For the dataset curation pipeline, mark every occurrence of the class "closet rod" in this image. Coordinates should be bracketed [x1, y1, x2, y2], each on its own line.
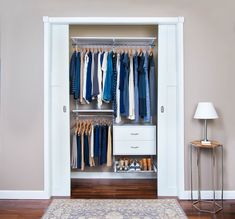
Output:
[71, 36, 156, 47]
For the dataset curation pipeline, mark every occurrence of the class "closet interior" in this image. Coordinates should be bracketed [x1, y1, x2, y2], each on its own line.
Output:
[69, 25, 158, 181]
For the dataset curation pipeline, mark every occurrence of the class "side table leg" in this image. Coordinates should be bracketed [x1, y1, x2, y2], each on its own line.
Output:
[222, 146, 224, 208]
[197, 148, 201, 201]
[212, 147, 216, 212]
[190, 144, 193, 201]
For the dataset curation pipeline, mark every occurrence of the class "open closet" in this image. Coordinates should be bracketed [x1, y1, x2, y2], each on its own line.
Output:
[69, 26, 157, 181]
[45, 17, 184, 198]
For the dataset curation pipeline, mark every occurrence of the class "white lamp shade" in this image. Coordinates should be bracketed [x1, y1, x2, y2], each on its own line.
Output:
[194, 102, 219, 119]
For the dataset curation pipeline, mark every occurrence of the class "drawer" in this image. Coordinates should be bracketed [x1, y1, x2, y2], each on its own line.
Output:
[113, 125, 156, 141]
[113, 140, 156, 155]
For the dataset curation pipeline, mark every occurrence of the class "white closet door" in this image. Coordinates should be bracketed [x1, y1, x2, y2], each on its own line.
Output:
[50, 24, 70, 196]
[158, 25, 178, 196]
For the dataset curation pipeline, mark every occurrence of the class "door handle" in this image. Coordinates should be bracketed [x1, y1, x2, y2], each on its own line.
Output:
[130, 133, 139, 136]
[63, 106, 67, 113]
[161, 106, 164, 113]
[131, 146, 139, 149]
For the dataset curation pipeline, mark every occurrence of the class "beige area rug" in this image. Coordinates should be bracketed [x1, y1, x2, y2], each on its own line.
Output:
[42, 199, 187, 219]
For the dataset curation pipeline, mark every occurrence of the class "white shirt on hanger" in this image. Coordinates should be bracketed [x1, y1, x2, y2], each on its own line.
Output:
[115, 53, 121, 123]
[83, 52, 89, 104]
[101, 51, 108, 101]
[97, 52, 103, 108]
[128, 53, 135, 120]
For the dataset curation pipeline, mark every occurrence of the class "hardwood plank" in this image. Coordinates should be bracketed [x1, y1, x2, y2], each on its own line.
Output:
[71, 179, 157, 199]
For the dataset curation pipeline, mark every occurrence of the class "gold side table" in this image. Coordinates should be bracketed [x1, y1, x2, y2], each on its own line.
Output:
[190, 140, 223, 213]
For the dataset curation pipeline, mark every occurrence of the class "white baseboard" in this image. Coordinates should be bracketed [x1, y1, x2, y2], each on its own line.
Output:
[0, 189, 235, 200]
[179, 190, 235, 200]
[0, 190, 50, 199]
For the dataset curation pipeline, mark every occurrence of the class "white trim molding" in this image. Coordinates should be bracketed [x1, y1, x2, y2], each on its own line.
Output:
[45, 17, 184, 25]
[180, 190, 235, 200]
[0, 190, 50, 199]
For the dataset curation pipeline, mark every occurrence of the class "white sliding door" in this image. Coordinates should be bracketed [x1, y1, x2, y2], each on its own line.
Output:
[158, 25, 178, 196]
[50, 24, 70, 196]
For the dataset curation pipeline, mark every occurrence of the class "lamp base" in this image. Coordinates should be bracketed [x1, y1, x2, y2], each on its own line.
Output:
[201, 140, 211, 145]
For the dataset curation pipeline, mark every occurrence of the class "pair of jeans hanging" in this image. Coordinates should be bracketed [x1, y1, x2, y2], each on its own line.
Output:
[84, 132, 90, 167]
[100, 125, 108, 165]
[76, 134, 82, 169]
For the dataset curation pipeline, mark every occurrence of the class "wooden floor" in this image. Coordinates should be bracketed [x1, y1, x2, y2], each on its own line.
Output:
[0, 179, 235, 219]
[71, 179, 157, 198]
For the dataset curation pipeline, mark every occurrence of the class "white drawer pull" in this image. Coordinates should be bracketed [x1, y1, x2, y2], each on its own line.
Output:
[130, 133, 139, 135]
[130, 146, 139, 149]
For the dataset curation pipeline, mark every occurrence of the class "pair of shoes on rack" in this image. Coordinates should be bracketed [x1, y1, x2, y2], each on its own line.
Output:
[140, 158, 153, 171]
[129, 160, 141, 172]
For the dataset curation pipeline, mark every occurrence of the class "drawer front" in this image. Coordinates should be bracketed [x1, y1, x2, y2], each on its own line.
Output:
[113, 126, 156, 141]
[113, 140, 156, 155]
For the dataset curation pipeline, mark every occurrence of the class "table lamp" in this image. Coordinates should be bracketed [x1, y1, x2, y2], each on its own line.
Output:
[194, 102, 218, 145]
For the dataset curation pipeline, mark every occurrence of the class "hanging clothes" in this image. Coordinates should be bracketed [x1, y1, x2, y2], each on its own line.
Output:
[80, 51, 85, 104]
[69, 51, 76, 95]
[103, 51, 114, 102]
[133, 53, 139, 122]
[144, 52, 151, 122]
[101, 52, 108, 101]
[100, 125, 108, 165]
[70, 51, 78, 97]
[122, 52, 130, 117]
[106, 125, 112, 167]
[76, 133, 82, 169]
[69, 46, 156, 123]
[128, 53, 135, 120]
[97, 52, 103, 108]
[112, 52, 117, 117]
[89, 124, 95, 167]
[119, 53, 126, 115]
[71, 132, 77, 169]
[93, 52, 99, 97]
[85, 51, 93, 103]
[138, 52, 147, 118]
[148, 53, 157, 117]
[81, 128, 85, 171]
[115, 53, 121, 123]
[82, 52, 89, 103]
[84, 131, 90, 167]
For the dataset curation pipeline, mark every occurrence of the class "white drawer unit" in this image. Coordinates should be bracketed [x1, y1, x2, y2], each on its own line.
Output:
[113, 140, 156, 155]
[113, 125, 156, 155]
[113, 125, 156, 141]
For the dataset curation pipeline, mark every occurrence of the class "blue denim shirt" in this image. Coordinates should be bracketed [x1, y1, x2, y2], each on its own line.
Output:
[103, 51, 113, 102]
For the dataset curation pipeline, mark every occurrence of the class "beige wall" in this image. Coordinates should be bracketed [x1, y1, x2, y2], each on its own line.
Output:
[0, 0, 235, 191]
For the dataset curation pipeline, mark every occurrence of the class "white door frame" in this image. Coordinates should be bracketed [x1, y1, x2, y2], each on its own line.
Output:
[43, 16, 185, 199]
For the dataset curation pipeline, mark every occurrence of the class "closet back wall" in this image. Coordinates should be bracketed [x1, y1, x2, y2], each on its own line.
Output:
[0, 0, 234, 191]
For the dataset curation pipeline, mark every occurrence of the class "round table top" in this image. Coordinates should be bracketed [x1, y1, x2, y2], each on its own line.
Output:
[190, 140, 222, 148]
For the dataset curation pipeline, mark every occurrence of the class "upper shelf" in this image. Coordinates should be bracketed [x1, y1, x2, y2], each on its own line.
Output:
[70, 36, 156, 47]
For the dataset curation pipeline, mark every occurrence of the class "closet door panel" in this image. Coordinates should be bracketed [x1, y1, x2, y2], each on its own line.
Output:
[50, 24, 70, 196]
[158, 25, 177, 196]
[51, 25, 69, 86]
